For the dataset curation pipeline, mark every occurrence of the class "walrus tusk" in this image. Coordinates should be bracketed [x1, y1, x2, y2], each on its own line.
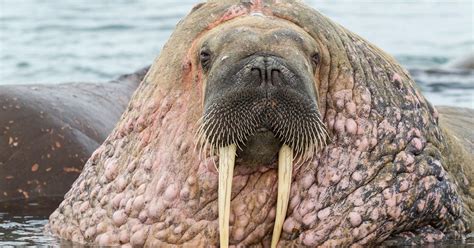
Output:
[218, 144, 237, 248]
[271, 144, 293, 248]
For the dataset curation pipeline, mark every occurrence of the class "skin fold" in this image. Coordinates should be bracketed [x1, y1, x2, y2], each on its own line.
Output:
[47, 0, 473, 246]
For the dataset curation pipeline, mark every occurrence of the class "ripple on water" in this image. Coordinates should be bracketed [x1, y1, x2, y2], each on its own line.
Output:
[0, 198, 63, 246]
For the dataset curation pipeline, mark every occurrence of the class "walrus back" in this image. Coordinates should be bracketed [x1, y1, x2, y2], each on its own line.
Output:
[438, 106, 474, 231]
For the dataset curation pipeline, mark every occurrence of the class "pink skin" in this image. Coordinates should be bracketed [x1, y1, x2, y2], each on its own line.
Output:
[46, 1, 470, 247]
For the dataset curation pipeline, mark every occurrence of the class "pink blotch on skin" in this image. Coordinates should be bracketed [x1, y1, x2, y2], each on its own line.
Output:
[96, 222, 108, 234]
[348, 212, 362, 227]
[234, 203, 246, 217]
[208, 5, 248, 30]
[147, 200, 165, 219]
[336, 99, 345, 110]
[119, 229, 130, 244]
[378, 119, 396, 134]
[173, 225, 184, 235]
[130, 227, 149, 247]
[115, 176, 127, 192]
[417, 200, 426, 212]
[351, 171, 363, 182]
[257, 192, 267, 205]
[411, 137, 424, 151]
[385, 198, 397, 208]
[163, 184, 179, 202]
[399, 180, 409, 192]
[370, 138, 378, 147]
[283, 218, 300, 233]
[298, 199, 315, 217]
[369, 208, 379, 221]
[104, 160, 118, 181]
[97, 233, 111, 246]
[357, 137, 369, 151]
[289, 193, 301, 209]
[79, 201, 89, 213]
[235, 215, 249, 228]
[354, 198, 364, 207]
[302, 230, 320, 246]
[405, 153, 415, 165]
[334, 118, 345, 133]
[392, 73, 402, 83]
[233, 227, 245, 241]
[345, 118, 357, 135]
[303, 213, 317, 226]
[345, 101, 357, 115]
[112, 210, 127, 227]
[138, 210, 148, 223]
[330, 172, 341, 184]
[180, 186, 190, 200]
[131, 223, 143, 233]
[440, 207, 447, 217]
[432, 192, 442, 209]
[317, 207, 331, 220]
[326, 109, 336, 130]
[84, 227, 96, 239]
[338, 177, 350, 190]
[301, 174, 315, 189]
[133, 195, 145, 211]
[391, 207, 402, 219]
[186, 175, 196, 185]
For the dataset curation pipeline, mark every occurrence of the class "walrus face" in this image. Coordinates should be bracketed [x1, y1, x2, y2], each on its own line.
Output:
[196, 16, 329, 247]
[197, 16, 328, 164]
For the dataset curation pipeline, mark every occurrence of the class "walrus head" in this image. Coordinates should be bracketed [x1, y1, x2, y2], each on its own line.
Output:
[48, 1, 471, 247]
[197, 16, 328, 162]
[195, 16, 329, 246]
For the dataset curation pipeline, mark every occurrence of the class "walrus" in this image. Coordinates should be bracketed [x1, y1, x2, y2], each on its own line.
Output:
[444, 53, 474, 71]
[0, 67, 146, 202]
[47, 0, 473, 246]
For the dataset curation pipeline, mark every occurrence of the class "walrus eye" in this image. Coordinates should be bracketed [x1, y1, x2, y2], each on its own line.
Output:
[200, 49, 212, 70]
[311, 52, 320, 68]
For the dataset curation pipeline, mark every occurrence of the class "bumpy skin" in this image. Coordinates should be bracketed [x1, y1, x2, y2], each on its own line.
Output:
[47, 0, 473, 246]
[0, 68, 145, 202]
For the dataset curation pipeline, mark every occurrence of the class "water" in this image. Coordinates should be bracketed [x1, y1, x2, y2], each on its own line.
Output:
[0, 0, 473, 246]
[0, 198, 63, 246]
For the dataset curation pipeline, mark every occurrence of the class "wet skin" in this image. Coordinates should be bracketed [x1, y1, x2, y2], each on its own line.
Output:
[47, 0, 473, 246]
[0, 67, 146, 202]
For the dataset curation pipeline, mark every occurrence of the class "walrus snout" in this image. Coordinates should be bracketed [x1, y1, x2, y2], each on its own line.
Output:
[249, 55, 288, 88]
[198, 51, 329, 160]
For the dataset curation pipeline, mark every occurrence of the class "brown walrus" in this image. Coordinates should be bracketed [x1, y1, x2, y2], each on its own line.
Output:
[47, 0, 473, 246]
[0, 67, 146, 202]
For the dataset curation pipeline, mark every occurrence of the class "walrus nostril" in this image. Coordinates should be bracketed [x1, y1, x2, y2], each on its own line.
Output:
[251, 67, 262, 82]
[271, 69, 282, 86]
[250, 59, 283, 87]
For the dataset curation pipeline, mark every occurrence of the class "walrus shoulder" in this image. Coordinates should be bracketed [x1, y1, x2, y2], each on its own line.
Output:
[438, 106, 474, 153]
[437, 106, 474, 230]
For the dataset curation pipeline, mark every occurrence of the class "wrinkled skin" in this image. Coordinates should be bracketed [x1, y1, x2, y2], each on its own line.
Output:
[0, 68, 145, 201]
[47, 0, 473, 246]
